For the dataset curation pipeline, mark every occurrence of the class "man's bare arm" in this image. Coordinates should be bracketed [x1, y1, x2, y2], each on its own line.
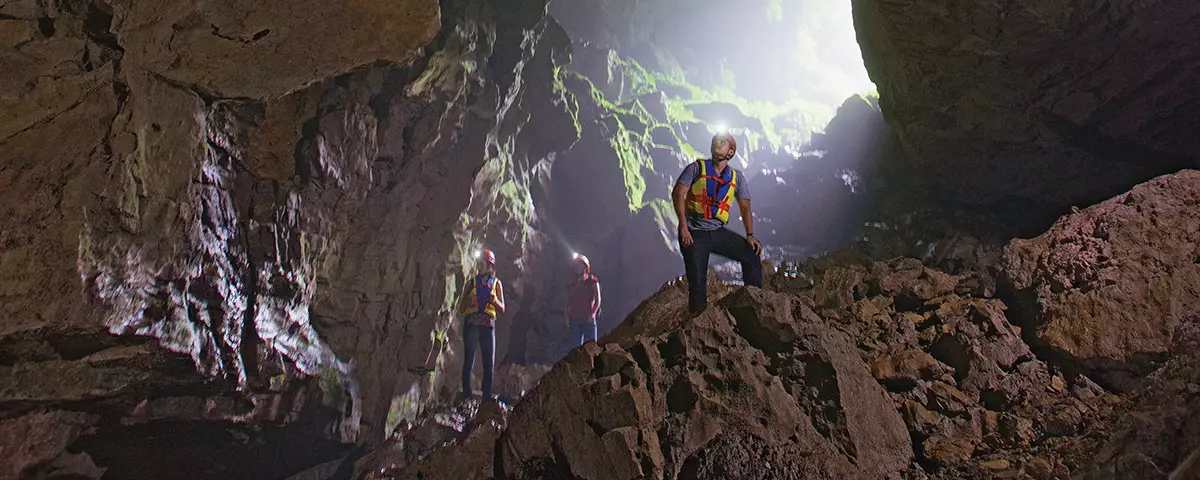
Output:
[672, 183, 689, 230]
[738, 198, 754, 235]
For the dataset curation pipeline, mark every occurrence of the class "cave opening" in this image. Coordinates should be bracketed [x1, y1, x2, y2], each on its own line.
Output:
[532, 0, 886, 347]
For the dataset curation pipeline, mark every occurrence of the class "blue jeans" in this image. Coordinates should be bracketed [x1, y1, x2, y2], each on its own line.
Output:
[680, 227, 763, 311]
[462, 324, 495, 399]
[569, 318, 597, 346]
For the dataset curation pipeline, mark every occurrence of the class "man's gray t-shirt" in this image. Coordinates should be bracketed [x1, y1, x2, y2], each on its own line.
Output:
[675, 160, 751, 232]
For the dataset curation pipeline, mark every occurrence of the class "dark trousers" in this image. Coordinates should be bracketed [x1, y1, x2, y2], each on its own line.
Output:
[569, 318, 598, 346]
[680, 227, 763, 311]
[462, 324, 495, 399]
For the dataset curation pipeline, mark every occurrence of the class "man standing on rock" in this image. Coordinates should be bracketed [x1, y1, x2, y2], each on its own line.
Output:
[564, 253, 602, 346]
[456, 249, 505, 401]
[672, 133, 763, 314]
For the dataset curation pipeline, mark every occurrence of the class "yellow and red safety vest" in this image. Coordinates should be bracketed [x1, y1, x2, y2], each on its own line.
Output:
[685, 160, 738, 224]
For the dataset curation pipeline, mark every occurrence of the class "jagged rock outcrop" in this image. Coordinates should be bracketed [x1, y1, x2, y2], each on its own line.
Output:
[853, 0, 1200, 217]
[499, 284, 913, 480]
[356, 398, 509, 480]
[381, 262, 1114, 478]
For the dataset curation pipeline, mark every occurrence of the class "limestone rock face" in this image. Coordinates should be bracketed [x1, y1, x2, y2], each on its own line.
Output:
[0, 0, 585, 476]
[852, 0, 1200, 214]
[1002, 170, 1200, 391]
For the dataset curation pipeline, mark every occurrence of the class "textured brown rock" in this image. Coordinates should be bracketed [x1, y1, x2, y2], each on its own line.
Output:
[871, 350, 945, 390]
[497, 285, 912, 479]
[361, 398, 509, 480]
[1003, 170, 1200, 390]
[1082, 350, 1200, 479]
[854, 0, 1200, 214]
[119, 0, 440, 99]
[923, 434, 976, 466]
[0, 410, 97, 479]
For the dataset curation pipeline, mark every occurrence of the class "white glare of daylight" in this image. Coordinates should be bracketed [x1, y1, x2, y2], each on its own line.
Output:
[839, 169, 861, 193]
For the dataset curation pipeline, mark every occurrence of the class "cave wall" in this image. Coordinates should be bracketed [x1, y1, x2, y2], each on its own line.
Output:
[852, 0, 1200, 221]
[0, 0, 595, 475]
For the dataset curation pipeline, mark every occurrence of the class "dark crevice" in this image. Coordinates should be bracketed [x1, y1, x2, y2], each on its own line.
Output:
[83, 3, 120, 52]
[80, 46, 92, 72]
[929, 336, 973, 383]
[251, 29, 271, 41]
[678, 450, 703, 480]
[37, 16, 55, 37]
[69, 410, 351, 480]
[241, 209, 263, 391]
[1043, 109, 1197, 172]
[205, 137, 236, 170]
[879, 377, 919, 393]
[910, 429, 939, 473]
[293, 115, 319, 185]
[400, 122, 417, 160]
[980, 388, 1011, 411]
[584, 420, 606, 437]
[492, 433, 505, 479]
[628, 343, 654, 387]
[367, 67, 411, 120]
[143, 70, 234, 106]
[666, 377, 697, 414]
[657, 334, 686, 368]
[209, 24, 239, 42]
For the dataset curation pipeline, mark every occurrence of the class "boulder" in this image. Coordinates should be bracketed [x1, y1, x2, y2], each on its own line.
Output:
[498, 285, 912, 479]
[1002, 170, 1200, 391]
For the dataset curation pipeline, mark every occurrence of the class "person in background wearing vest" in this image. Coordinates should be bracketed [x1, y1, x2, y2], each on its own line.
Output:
[456, 249, 505, 401]
[671, 133, 763, 314]
[564, 253, 602, 346]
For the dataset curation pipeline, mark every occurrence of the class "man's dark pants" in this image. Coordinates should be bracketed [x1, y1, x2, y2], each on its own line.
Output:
[680, 227, 763, 312]
[568, 317, 598, 346]
[462, 323, 495, 399]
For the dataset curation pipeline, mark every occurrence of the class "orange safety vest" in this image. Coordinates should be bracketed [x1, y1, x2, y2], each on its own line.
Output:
[685, 160, 738, 224]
